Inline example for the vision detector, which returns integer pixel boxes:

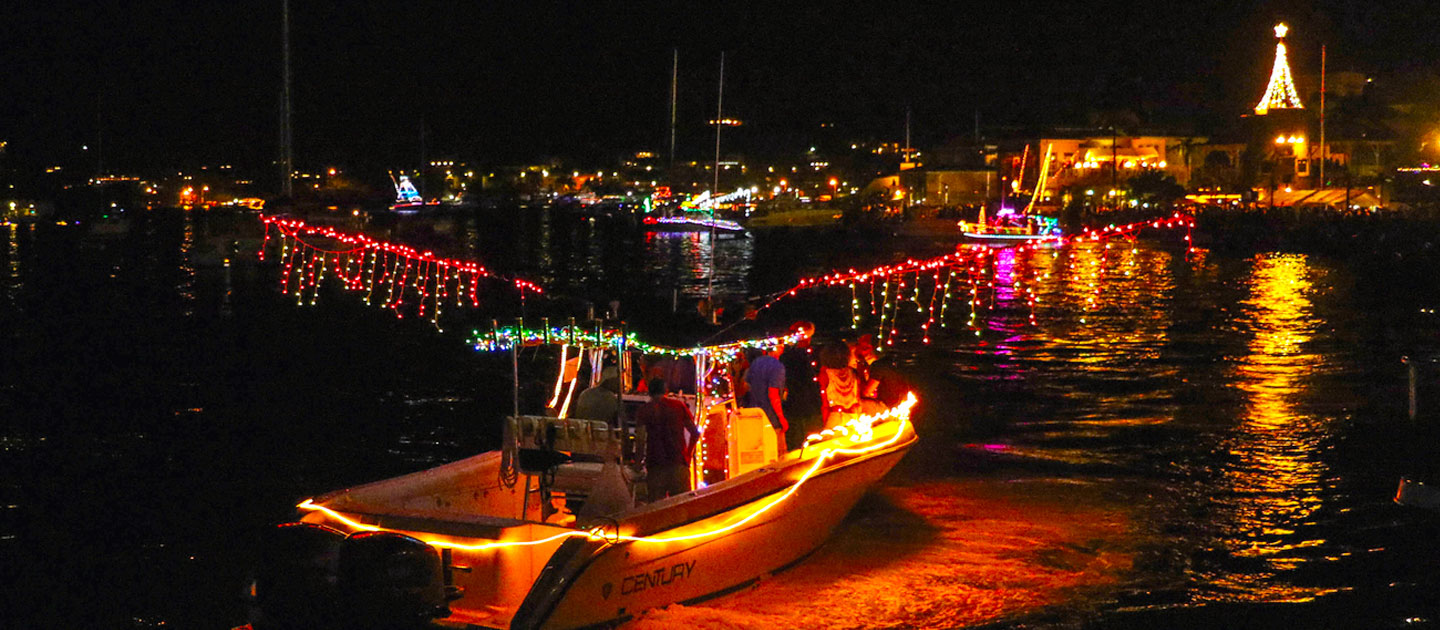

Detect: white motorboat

[246,324,918,630]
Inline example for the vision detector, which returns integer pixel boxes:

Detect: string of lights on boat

[296,392,916,551]
[257,215,544,330]
[468,322,808,361]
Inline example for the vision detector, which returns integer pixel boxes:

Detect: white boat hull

[296,418,916,629]
[520,438,912,628]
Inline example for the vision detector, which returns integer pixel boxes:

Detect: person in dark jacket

[636,378,700,500]
[779,321,821,450]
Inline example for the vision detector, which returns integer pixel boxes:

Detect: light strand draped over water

[257,215,543,329]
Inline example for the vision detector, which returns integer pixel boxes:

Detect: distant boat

[960,142,1063,246]
[643,213,748,236]
[1395,477,1440,512]
[644,190,750,236]
[389,173,441,214]
[959,207,1063,245]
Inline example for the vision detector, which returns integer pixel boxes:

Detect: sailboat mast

[669,49,678,171]
[713,52,724,195]
[280,0,293,199]
[1320,45,1327,188]
[707,51,724,307]
[904,107,911,156]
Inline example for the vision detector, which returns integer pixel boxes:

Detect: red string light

[257,215,543,326]
[749,214,1197,342]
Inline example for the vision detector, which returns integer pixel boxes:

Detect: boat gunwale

[513,429,917,630]
[616,422,917,538]
[301,420,916,543]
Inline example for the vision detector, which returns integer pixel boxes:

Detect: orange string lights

[296,392,917,551]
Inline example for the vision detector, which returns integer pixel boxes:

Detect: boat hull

[1395,477,1440,511]
[516,433,914,629]
[291,419,915,629]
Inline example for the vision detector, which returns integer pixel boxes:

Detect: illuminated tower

[1254,23,1304,115]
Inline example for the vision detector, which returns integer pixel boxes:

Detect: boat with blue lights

[389,173,442,214]
[246,323,917,630]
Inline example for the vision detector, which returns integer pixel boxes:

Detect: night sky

[3,0,1437,173]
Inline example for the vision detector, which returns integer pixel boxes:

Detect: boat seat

[509,416,619,459]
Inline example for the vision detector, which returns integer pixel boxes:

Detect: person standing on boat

[818,341,863,429]
[573,366,620,425]
[780,321,821,451]
[862,347,911,409]
[637,378,700,500]
[745,344,789,452]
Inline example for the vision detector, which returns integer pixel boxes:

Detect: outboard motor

[337,531,448,628]
[246,522,345,630]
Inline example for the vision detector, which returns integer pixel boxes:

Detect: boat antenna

[95,90,104,177]
[707,51,724,311]
[280,0,293,199]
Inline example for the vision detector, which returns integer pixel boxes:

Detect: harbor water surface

[4,208,1440,628]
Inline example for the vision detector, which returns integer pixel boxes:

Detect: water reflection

[178,211,197,316]
[969,242,1182,418]
[1215,253,1332,601]
[5,222,20,307]
[640,230,753,302]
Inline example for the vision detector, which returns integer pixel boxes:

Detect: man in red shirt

[637,378,700,500]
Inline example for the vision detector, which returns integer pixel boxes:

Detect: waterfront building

[1208,22,1393,204]
[995,131,1201,210]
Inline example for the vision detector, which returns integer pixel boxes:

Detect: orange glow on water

[625,478,1135,629]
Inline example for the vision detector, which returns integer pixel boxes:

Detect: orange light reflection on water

[626,479,1134,629]
[1214,253,1333,602]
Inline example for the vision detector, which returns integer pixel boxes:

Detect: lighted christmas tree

[1254,23,1304,115]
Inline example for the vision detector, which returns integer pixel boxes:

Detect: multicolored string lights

[258,215,543,329]
[469,322,807,363]
[747,213,1197,345]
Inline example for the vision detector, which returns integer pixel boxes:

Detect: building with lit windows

[993,132,1202,210]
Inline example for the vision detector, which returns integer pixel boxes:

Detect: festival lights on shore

[258,215,542,329]
[1254,23,1304,115]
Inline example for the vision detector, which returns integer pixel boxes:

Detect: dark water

[4,209,1440,629]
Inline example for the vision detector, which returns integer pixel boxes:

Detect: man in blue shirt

[744,345,788,452]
